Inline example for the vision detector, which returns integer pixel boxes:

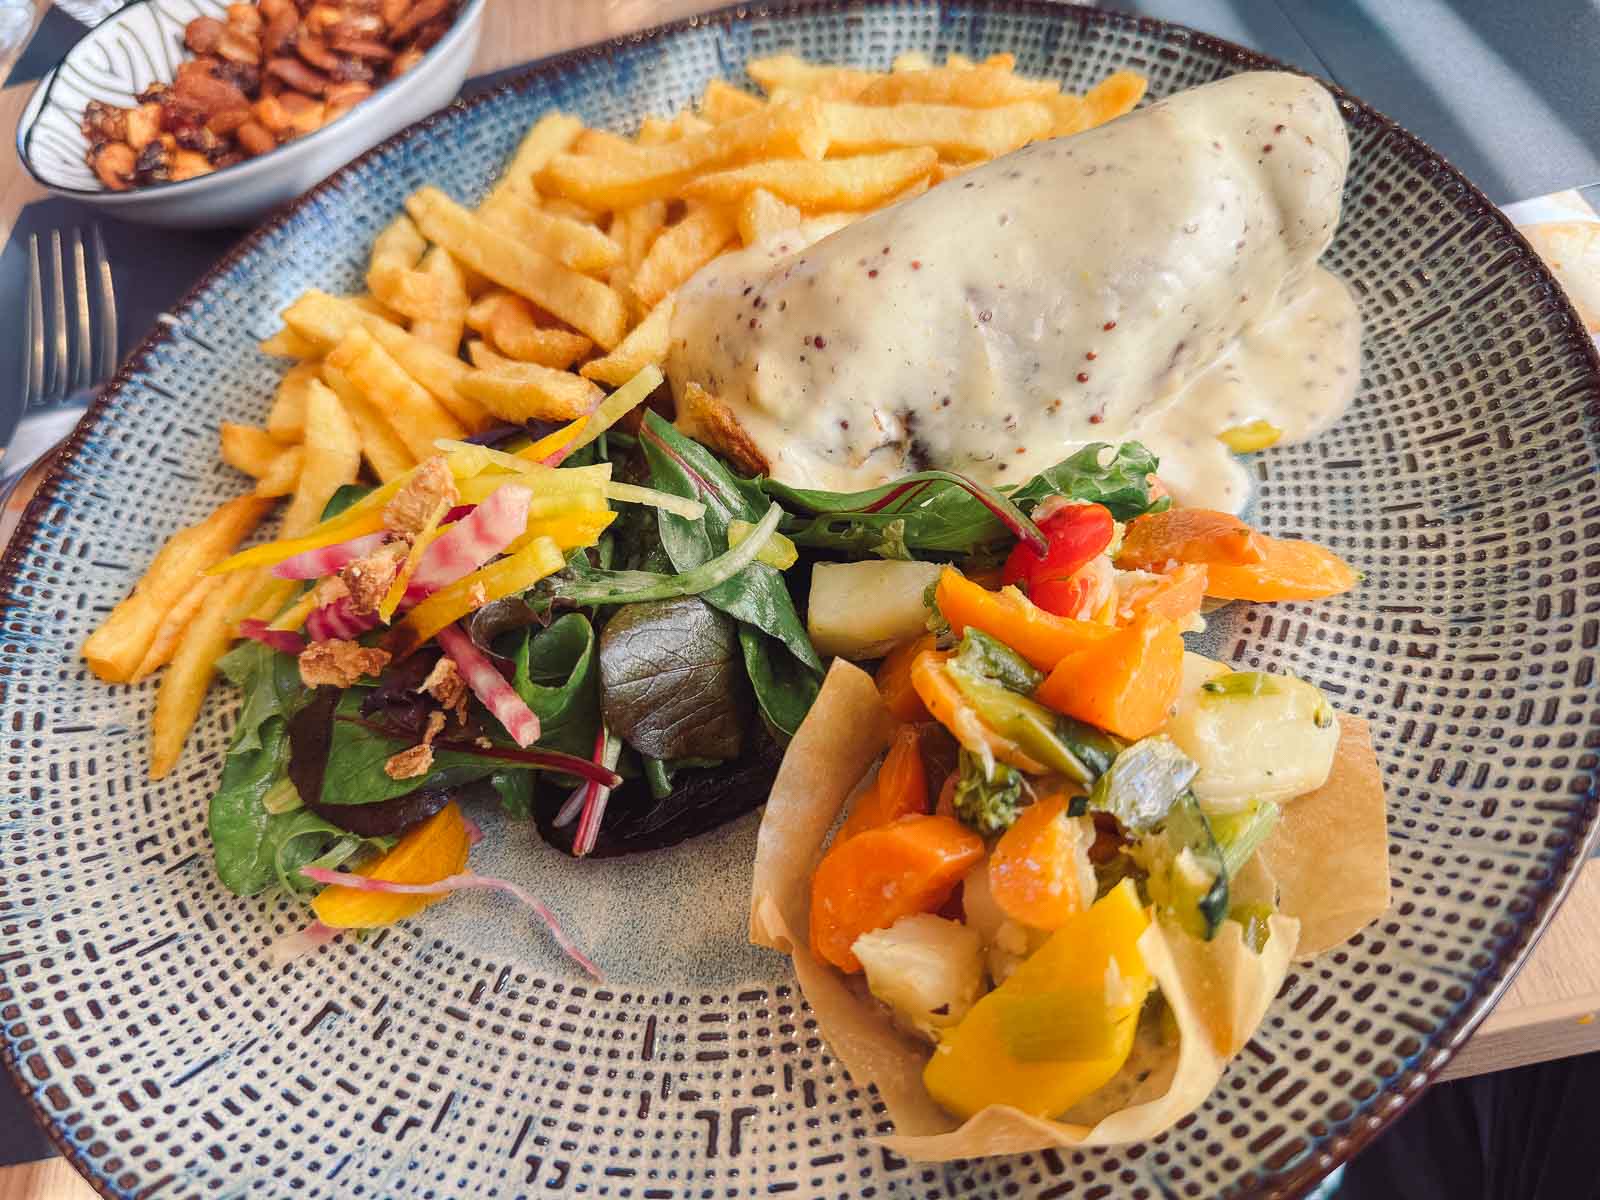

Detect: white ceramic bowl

[14,0,486,229]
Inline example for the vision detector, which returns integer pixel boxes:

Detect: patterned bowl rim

[3,2,1597,1195]
[13,0,489,199]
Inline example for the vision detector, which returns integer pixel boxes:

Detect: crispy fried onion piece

[385,455,459,534]
[298,638,391,688]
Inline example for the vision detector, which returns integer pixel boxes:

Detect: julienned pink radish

[305,595,378,642]
[436,623,541,747]
[271,532,391,579]
[238,619,308,656]
[298,866,600,979]
[405,485,533,603]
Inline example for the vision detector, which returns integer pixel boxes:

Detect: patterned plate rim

[3,3,1598,1196]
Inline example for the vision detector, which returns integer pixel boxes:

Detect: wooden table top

[2,3,1597,1197]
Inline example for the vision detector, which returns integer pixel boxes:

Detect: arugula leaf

[218,640,310,755]
[513,612,601,760]
[208,718,293,895]
[322,483,373,522]
[319,690,503,806]
[639,413,822,675]
[491,769,535,820]
[1008,442,1162,520]
[599,597,747,760]
[739,626,820,738]
[766,441,1162,556]
[208,713,390,897]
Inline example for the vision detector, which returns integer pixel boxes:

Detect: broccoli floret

[951,749,1023,836]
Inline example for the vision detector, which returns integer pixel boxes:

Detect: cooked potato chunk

[807,559,942,659]
[852,913,984,1040]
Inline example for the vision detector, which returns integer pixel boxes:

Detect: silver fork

[1,225,119,508]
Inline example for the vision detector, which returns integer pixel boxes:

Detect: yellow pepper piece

[506,509,617,554]
[922,879,1153,1120]
[727,518,799,569]
[208,508,387,576]
[311,802,471,928]
[521,416,588,463]
[268,588,320,633]
[386,535,566,657]
[378,502,453,623]
[1218,420,1282,454]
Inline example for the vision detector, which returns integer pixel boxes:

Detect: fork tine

[48,229,68,398]
[70,228,92,393]
[22,234,43,407]
[93,225,118,384]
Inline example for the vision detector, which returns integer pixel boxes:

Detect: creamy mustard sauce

[667,71,1361,512]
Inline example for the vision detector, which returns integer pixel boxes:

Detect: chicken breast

[666,71,1358,509]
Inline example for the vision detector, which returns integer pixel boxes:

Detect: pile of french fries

[82,52,1147,780]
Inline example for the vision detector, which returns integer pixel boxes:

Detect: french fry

[821,99,1052,162]
[253,445,304,497]
[701,78,765,122]
[365,214,427,303]
[266,360,320,442]
[82,494,274,682]
[612,199,668,280]
[933,160,980,186]
[466,292,593,368]
[405,186,629,349]
[1046,93,1090,138]
[478,191,623,275]
[483,110,584,206]
[280,290,492,431]
[574,127,648,161]
[854,63,1059,107]
[538,98,830,210]
[149,568,257,779]
[405,249,470,352]
[258,326,321,359]
[320,362,415,483]
[746,55,879,101]
[219,423,289,478]
[326,326,468,461]
[581,296,675,386]
[879,173,932,207]
[280,378,363,538]
[1084,69,1147,125]
[460,360,605,423]
[631,204,737,310]
[635,115,673,146]
[945,52,976,70]
[129,574,224,682]
[736,187,804,245]
[892,50,935,73]
[683,146,937,211]
[669,111,713,141]
[541,196,603,225]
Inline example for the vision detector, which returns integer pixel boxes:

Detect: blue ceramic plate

[3,4,1597,1197]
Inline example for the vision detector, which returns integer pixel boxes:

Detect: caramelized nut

[266,55,330,96]
[226,3,263,34]
[216,28,263,65]
[184,16,226,54]
[389,0,450,42]
[324,80,373,120]
[235,119,277,157]
[90,141,137,190]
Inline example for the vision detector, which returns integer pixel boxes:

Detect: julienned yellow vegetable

[727,517,800,569]
[386,535,566,656]
[922,879,1152,1120]
[312,802,471,928]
